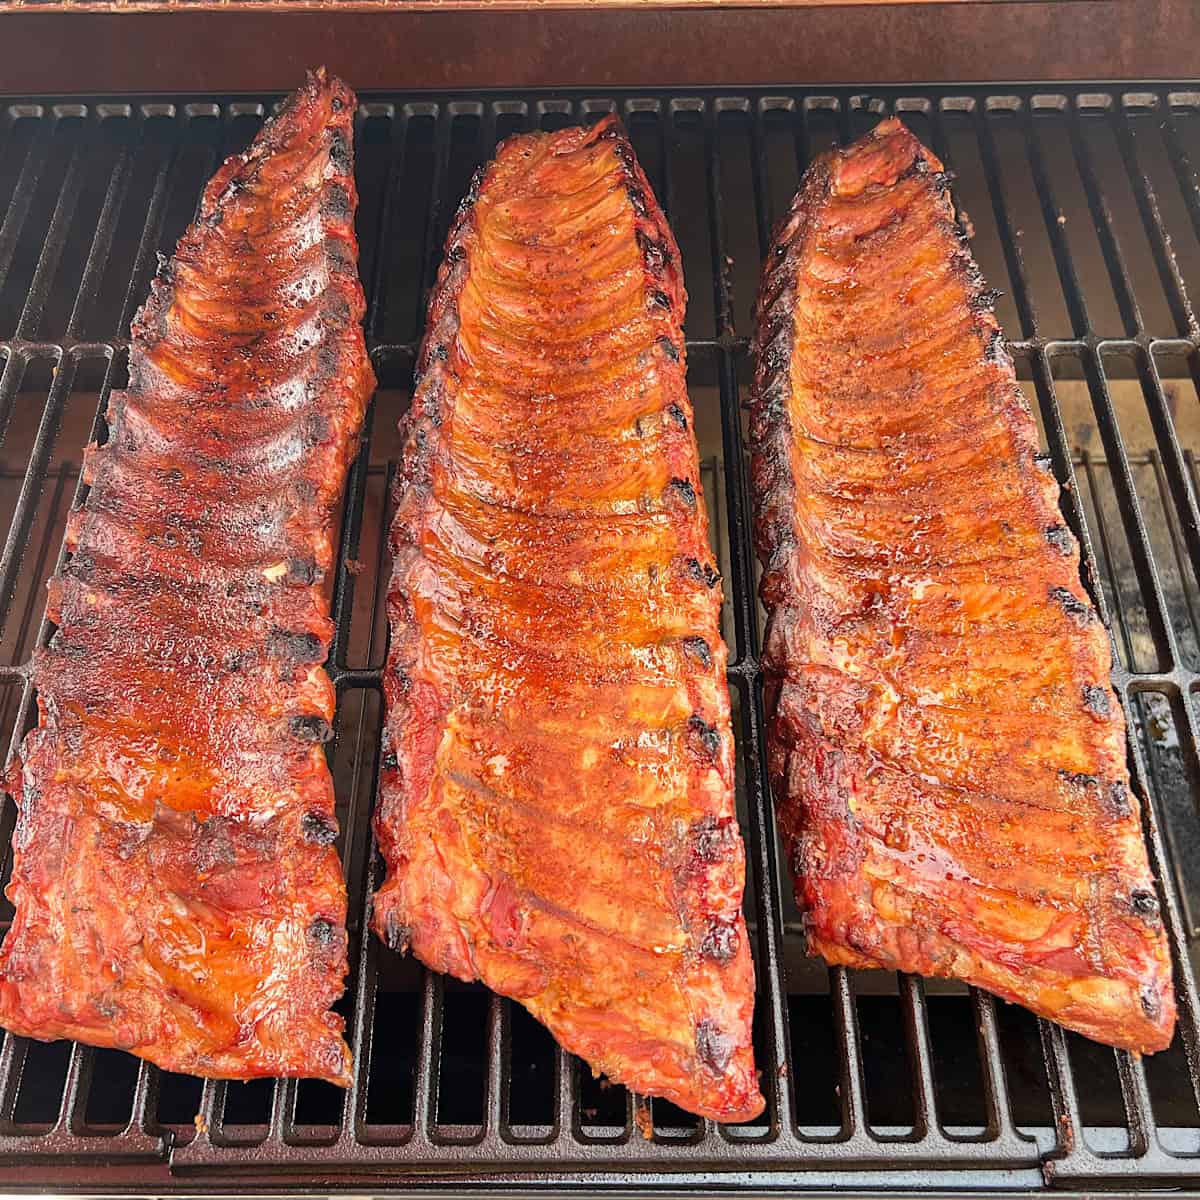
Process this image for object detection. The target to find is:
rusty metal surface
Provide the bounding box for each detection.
[0,2,1191,94]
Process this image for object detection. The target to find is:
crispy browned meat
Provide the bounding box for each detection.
[372,115,763,1122]
[750,118,1175,1053]
[0,71,374,1084]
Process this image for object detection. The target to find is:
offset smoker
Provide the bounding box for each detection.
[0,78,1198,1194]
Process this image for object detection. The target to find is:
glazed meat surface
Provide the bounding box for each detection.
[373,115,763,1122]
[0,71,374,1084]
[750,118,1175,1053]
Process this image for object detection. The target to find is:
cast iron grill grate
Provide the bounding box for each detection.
[0,84,1199,1193]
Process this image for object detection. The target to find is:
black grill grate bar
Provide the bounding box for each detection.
[1113,115,1200,339]
[1115,1048,1158,1157]
[1161,106,1200,265]
[362,103,405,348]
[1079,448,1136,658]
[1041,1021,1087,1174]
[409,969,441,1148]
[970,990,1022,1145]
[14,131,85,342]
[1136,351,1200,612]
[1021,103,1094,337]
[737,672,796,1138]
[898,976,942,1144]
[974,101,1042,339]
[1085,349,1184,668]
[65,125,135,341]
[1118,681,1200,1131]
[482,993,505,1140]
[1066,103,1146,338]
[831,967,869,1139]
[0,351,76,645]
[0,128,52,304]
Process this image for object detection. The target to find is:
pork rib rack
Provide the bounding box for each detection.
[373,115,764,1122]
[750,118,1175,1053]
[0,70,374,1085]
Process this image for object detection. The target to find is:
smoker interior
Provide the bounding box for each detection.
[0,84,1200,1193]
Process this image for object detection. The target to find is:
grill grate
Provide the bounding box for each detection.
[1,83,1200,1192]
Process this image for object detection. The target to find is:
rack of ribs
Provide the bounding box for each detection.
[0,70,374,1084]
[749,117,1175,1053]
[372,115,764,1122]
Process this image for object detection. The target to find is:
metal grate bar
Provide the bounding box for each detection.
[830,966,870,1141]
[0,122,52,304]
[974,100,1041,338]
[1066,101,1145,336]
[1021,102,1093,336]
[1112,105,1199,338]
[0,85,1198,1191]
[14,133,86,341]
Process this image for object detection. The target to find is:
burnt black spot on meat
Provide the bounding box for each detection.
[668,477,697,507]
[1046,524,1074,555]
[309,917,337,946]
[687,714,722,759]
[1131,888,1160,922]
[287,557,321,585]
[699,919,739,964]
[1141,986,1162,1021]
[684,556,721,589]
[1083,685,1111,717]
[302,811,338,845]
[464,165,485,206]
[383,911,412,953]
[268,628,325,663]
[1050,586,1093,626]
[695,1019,734,1075]
[1105,780,1132,820]
[667,403,688,430]
[637,229,666,269]
[330,95,344,112]
[682,636,712,668]
[658,337,680,362]
[316,344,339,378]
[208,208,224,228]
[447,244,465,264]
[290,714,334,744]
[649,289,672,310]
[762,333,790,374]
[325,238,352,273]
[984,327,1010,366]
[381,750,399,771]
[322,291,351,325]
[321,183,350,221]
[627,186,649,218]
[1057,770,1132,820]
[969,287,1002,314]
[1059,770,1099,791]
[195,819,238,873]
[293,478,317,505]
[328,131,351,174]
[693,815,736,863]
[394,665,413,694]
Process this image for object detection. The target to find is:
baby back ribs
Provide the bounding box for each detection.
[750,117,1175,1053]
[0,70,374,1084]
[372,115,764,1122]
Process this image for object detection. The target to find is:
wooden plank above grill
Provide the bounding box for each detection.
[0,0,1191,94]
